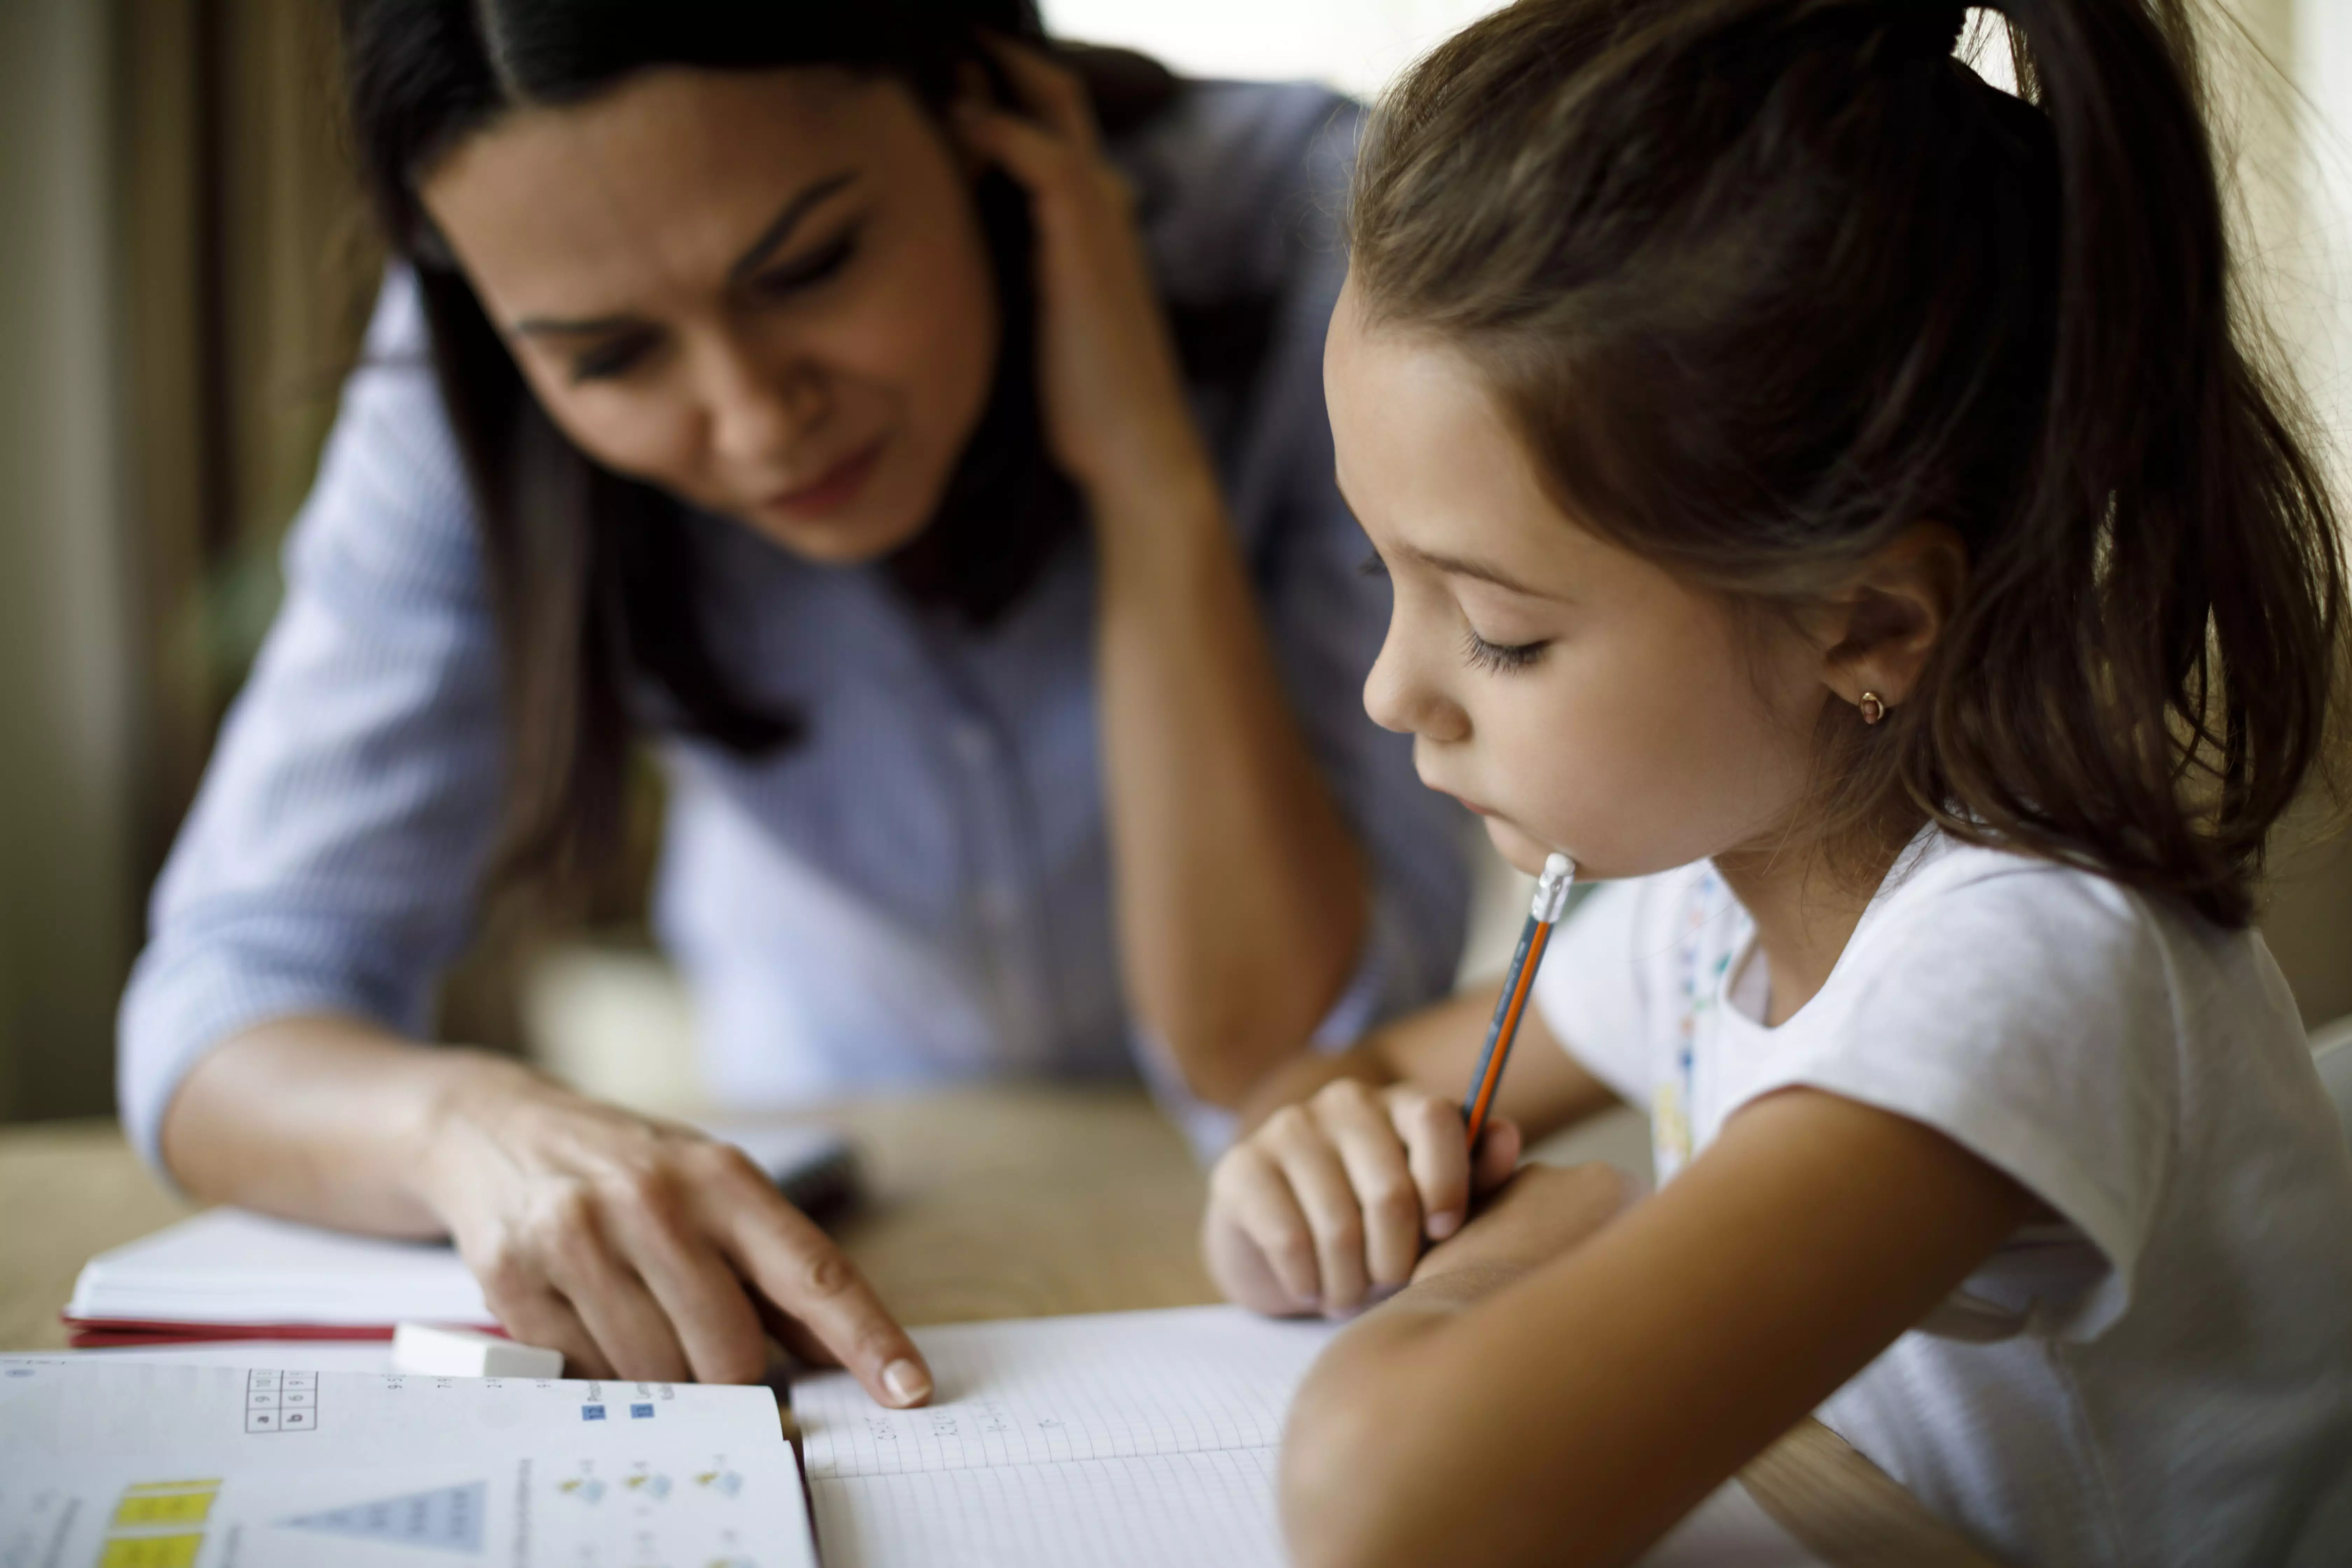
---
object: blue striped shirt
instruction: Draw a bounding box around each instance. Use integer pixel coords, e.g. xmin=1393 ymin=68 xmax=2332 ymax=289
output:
xmin=118 ymin=80 xmax=1470 ymax=1169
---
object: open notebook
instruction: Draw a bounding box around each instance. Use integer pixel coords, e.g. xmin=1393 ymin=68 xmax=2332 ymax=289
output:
xmin=792 ymin=1306 xmax=1338 ymax=1568
xmin=793 ymin=1308 xmax=1827 ymax=1568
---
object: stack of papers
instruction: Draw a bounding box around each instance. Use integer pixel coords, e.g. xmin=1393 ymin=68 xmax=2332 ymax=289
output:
xmin=65 ymin=1210 xmax=493 ymax=1344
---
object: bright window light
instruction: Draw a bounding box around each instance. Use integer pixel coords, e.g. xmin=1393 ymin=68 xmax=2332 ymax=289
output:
xmin=1040 ymin=0 xmax=1511 ymax=100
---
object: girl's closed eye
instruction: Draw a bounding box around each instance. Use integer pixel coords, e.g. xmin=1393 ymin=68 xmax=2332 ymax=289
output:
xmin=1461 ymin=626 xmax=1547 ymax=674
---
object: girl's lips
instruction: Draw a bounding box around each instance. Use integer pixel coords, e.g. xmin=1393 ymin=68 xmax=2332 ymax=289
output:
xmin=762 ymin=436 xmax=886 ymax=522
xmin=1439 ymin=789 xmax=1496 ymax=817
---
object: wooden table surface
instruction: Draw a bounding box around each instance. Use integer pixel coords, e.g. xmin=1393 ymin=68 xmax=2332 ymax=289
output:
xmin=0 ymin=1084 xmax=1214 ymax=1352
xmin=0 ymin=1085 xmax=1998 ymax=1566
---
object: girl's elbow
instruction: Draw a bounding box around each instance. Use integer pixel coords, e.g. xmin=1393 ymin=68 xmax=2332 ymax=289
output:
xmin=1280 ymin=1380 xmax=1432 ymax=1568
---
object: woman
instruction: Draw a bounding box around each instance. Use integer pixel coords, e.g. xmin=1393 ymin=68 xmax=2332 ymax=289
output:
xmin=117 ymin=1 xmax=1465 ymax=1400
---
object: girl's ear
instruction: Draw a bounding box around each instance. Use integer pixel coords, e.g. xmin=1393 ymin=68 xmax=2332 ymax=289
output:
xmin=1814 ymin=523 xmax=1968 ymax=713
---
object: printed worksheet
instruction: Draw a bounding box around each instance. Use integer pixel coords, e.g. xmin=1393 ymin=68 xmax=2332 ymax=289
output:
xmin=0 ymin=1357 xmax=815 ymax=1568
xmin=792 ymin=1307 xmax=1339 ymax=1568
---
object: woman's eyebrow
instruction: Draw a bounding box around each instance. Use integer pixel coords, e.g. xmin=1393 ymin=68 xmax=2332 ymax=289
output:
xmin=727 ymin=170 xmax=860 ymax=283
xmin=511 ymin=171 xmax=863 ymax=338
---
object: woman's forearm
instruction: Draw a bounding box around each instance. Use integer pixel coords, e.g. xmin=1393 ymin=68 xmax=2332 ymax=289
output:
xmin=1092 ymin=471 xmax=1371 ymax=1108
xmin=159 ymin=1014 xmax=531 ymax=1238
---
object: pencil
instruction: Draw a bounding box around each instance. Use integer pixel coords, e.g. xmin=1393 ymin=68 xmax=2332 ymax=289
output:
xmin=1461 ymin=852 xmax=1577 ymax=1150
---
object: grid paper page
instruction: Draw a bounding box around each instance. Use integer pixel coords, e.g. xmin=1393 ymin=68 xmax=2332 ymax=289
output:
xmin=811 ymin=1448 xmax=1284 ymax=1568
xmin=794 ymin=1306 xmax=1337 ymax=1479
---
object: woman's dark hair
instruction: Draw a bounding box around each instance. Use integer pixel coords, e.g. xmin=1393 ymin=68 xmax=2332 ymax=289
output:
xmin=342 ymin=0 xmax=1178 ymax=898
xmin=1351 ymin=0 xmax=2346 ymax=926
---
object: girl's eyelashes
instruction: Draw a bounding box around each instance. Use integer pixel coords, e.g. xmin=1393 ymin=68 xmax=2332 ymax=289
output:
xmin=1461 ymin=626 xmax=1548 ymax=674
xmin=1356 ymin=552 xmax=1391 ymax=579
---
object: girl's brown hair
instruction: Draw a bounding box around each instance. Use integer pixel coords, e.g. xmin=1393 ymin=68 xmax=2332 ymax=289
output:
xmin=1351 ymin=0 xmax=2346 ymax=926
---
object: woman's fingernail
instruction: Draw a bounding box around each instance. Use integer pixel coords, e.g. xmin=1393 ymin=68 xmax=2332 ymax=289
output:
xmin=883 ymin=1358 xmax=931 ymax=1406
xmin=1428 ymin=1210 xmax=1461 ymax=1240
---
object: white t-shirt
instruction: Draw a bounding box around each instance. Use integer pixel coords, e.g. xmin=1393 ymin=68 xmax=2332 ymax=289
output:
xmin=1534 ymin=830 xmax=2352 ymax=1567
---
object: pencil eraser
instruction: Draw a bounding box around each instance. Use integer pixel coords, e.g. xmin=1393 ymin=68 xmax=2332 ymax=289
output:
xmin=392 ymin=1321 xmax=565 ymax=1380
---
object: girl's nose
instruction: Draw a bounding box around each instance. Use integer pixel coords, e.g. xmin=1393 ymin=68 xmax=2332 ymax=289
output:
xmin=1363 ymin=624 xmax=1468 ymax=743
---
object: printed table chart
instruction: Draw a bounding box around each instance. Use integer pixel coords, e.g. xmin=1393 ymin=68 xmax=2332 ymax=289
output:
xmin=243 ymin=1369 xmax=318 ymax=1433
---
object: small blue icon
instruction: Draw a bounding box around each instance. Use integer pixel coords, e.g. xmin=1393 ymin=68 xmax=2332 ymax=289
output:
xmin=582 ymin=1405 xmax=606 ymax=1421
xmin=630 ymin=1404 xmax=654 ymax=1419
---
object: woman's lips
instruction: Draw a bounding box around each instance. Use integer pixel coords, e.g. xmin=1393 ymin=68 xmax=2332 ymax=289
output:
xmin=760 ymin=436 xmax=886 ymax=522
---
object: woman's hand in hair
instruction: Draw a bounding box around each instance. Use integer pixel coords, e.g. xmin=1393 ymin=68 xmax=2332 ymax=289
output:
xmin=415 ymin=1062 xmax=931 ymax=1402
xmin=954 ymin=40 xmax=1213 ymax=512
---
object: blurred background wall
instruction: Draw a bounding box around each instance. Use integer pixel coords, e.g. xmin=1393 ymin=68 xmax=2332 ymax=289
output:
xmin=0 ymin=1 xmax=2345 ymax=1125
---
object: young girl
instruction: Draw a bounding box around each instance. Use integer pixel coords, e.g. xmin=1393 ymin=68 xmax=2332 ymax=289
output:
xmin=1202 ymin=0 xmax=2352 ymax=1562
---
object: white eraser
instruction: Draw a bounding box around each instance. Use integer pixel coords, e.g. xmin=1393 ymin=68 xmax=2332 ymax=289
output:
xmin=393 ymin=1322 xmax=565 ymax=1380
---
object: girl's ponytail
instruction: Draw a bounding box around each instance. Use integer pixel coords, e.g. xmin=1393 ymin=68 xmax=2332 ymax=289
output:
xmin=1352 ymin=0 xmax=2346 ymax=927
xmin=1923 ymin=0 xmax=2347 ymax=924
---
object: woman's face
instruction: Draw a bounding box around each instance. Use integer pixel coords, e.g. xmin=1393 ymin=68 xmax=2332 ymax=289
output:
xmin=421 ymin=67 xmax=999 ymax=565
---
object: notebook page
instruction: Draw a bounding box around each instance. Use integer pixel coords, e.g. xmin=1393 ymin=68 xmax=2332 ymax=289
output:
xmin=0 ymin=1356 xmax=814 ymax=1568
xmin=813 ymin=1449 xmax=1287 ymax=1568
xmin=794 ymin=1306 xmax=1338 ymax=1479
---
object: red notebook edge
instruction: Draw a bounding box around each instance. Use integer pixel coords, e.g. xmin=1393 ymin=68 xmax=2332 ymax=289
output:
xmin=60 ymin=1315 xmax=505 ymax=1349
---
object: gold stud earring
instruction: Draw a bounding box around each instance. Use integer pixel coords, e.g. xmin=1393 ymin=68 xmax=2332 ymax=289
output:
xmin=1858 ymin=691 xmax=1887 ymax=726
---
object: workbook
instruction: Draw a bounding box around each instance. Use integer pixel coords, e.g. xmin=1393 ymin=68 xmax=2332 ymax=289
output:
xmin=794 ymin=1306 xmax=1338 ymax=1567
xmin=0 ymin=1355 xmax=813 ymax=1567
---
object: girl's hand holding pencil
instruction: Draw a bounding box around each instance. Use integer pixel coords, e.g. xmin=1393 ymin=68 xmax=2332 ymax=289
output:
xmin=1203 ymin=1079 xmax=1525 ymax=1318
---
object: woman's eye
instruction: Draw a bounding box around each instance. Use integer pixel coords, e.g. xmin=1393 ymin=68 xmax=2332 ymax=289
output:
xmin=753 ymin=230 xmax=860 ymax=299
xmin=1356 ymin=552 xmax=1390 ymax=579
xmin=1461 ymin=627 xmax=1548 ymax=674
xmin=569 ymin=332 xmax=657 ymax=384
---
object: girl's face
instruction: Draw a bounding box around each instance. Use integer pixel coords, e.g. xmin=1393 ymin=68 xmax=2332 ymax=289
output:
xmin=1324 ymin=276 xmax=1830 ymax=880
xmin=422 ymin=68 xmax=998 ymax=565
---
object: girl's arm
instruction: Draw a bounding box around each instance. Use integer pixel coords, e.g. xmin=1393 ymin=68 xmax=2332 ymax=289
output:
xmin=959 ymin=47 xmax=1373 ymax=1108
xmin=1204 ymin=982 xmax=1622 ymax=1315
xmin=1281 ymin=1087 xmax=2036 ymax=1568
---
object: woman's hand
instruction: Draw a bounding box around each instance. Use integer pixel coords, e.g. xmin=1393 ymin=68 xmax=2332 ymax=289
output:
xmin=1203 ymin=1078 xmax=1525 ymax=1318
xmin=953 ymin=40 xmax=1211 ymax=508
xmin=414 ymin=1061 xmax=931 ymax=1402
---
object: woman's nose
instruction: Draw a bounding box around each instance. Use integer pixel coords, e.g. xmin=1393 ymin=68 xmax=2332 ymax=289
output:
xmin=700 ymin=337 xmax=822 ymax=469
